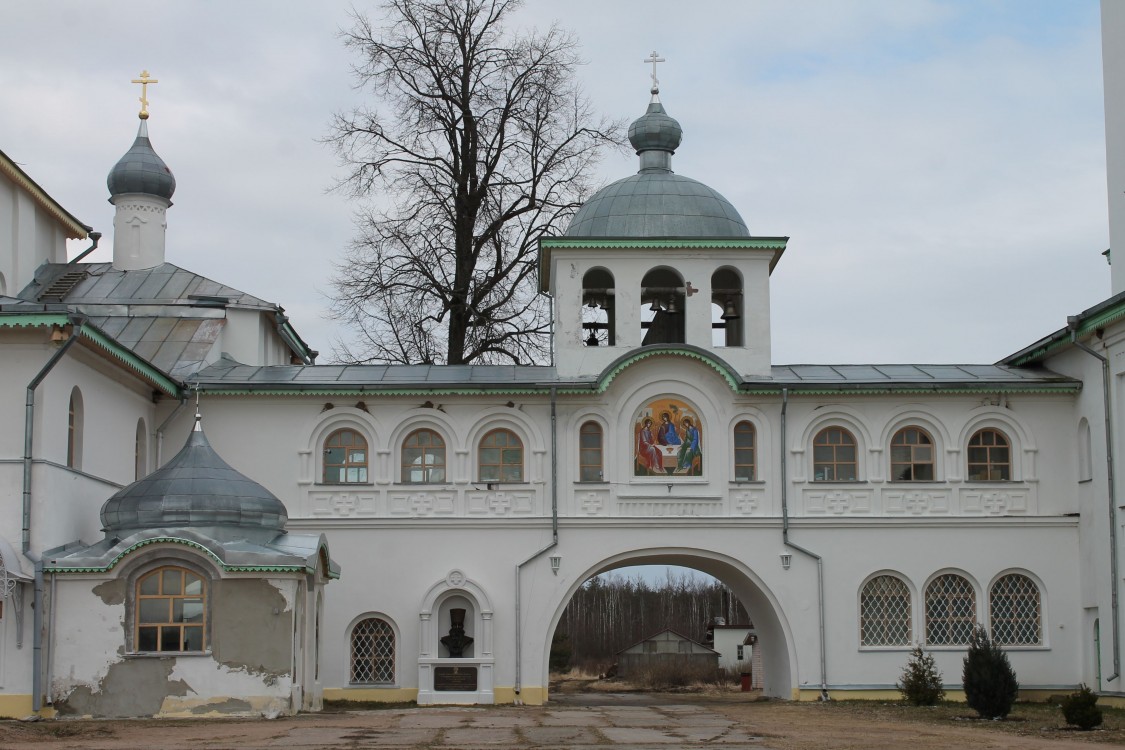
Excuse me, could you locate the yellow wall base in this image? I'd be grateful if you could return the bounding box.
[322,687,419,703]
[495,686,547,705]
[795,688,1099,704]
[0,695,56,719]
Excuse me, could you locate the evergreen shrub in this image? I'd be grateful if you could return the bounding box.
[962,624,1019,719]
[897,646,944,705]
[1060,685,1103,730]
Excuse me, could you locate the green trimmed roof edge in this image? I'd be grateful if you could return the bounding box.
[539,237,789,249]
[44,535,340,579]
[0,313,181,397]
[1007,301,1125,366]
[590,346,742,394]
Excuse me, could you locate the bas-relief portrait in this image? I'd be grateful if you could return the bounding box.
[634,398,703,476]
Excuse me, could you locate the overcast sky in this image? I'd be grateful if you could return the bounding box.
[1,0,1110,365]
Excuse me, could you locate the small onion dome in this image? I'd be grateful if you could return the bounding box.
[566,98,748,238]
[627,101,683,154]
[100,417,287,537]
[107,120,176,201]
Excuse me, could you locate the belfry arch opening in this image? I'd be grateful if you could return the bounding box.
[640,267,685,346]
[582,268,615,346]
[545,551,793,699]
[711,267,743,347]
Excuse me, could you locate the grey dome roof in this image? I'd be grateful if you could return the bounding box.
[101,418,287,537]
[107,120,176,201]
[566,98,748,238]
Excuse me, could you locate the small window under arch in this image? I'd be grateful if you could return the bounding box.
[967,428,1011,481]
[479,428,523,483]
[860,575,912,647]
[733,421,756,481]
[813,427,857,481]
[925,573,976,646]
[67,387,83,470]
[582,268,615,347]
[711,267,743,347]
[890,427,934,481]
[323,428,369,484]
[640,267,685,346]
[135,566,206,653]
[402,428,446,483]
[579,421,603,482]
[990,573,1041,646]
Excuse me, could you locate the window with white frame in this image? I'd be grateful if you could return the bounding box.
[925,573,976,645]
[350,617,395,684]
[990,573,1041,646]
[860,575,912,646]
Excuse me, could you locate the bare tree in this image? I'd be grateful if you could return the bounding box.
[328,0,624,365]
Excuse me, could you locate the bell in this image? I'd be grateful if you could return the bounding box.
[721,298,740,320]
[665,297,678,314]
[648,299,662,313]
[585,331,599,347]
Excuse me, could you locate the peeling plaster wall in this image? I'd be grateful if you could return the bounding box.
[49,574,299,718]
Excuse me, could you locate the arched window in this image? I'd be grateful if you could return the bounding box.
[967,429,1011,481]
[350,617,395,684]
[582,268,615,347]
[890,427,934,481]
[733,421,756,481]
[135,566,206,652]
[640,267,685,346]
[925,573,976,645]
[1078,418,1093,482]
[813,427,857,481]
[579,421,603,482]
[479,428,523,483]
[860,575,912,646]
[402,429,446,483]
[990,574,1041,646]
[135,418,148,481]
[67,387,83,470]
[711,267,743,347]
[323,428,369,484]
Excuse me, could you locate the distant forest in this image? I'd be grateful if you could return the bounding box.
[553,570,752,669]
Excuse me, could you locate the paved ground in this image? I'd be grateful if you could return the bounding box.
[3,693,1123,749]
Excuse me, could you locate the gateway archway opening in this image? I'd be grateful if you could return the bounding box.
[545,551,793,699]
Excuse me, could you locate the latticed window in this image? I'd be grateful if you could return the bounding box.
[136,566,205,652]
[967,429,1011,481]
[402,429,446,483]
[925,574,976,645]
[990,574,1041,645]
[579,422,603,482]
[890,427,934,481]
[351,617,395,684]
[860,575,912,646]
[479,429,523,483]
[734,421,756,481]
[323,429,368,483]
[813,427,857,481]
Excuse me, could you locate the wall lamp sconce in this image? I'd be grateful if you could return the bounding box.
[549,556,562,575]
[779,553,792,570]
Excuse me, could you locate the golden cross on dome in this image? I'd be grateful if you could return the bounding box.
[644,51,665,95]
[131,70,158,120]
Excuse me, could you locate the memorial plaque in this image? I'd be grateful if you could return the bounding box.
[434,665,478,691]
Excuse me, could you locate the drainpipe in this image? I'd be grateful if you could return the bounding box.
[1069,321,1120,683]
[779,388,829,700]
[24,317,84,712]
[514,387,559,702]
[66,231,101,265]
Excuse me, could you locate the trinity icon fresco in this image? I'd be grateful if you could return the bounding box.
[634,398,703,476]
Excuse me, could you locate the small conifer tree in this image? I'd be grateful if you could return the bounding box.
[1060,685,1103,730]
[962,624,1019,718]
[898,646,945,705]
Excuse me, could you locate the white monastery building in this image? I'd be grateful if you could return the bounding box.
[2,10,1125,715]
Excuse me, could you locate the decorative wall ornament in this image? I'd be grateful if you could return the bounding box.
[733,490,760,515]
[634,398,703,477]
[580,491,606,515]
[804,489,873,514]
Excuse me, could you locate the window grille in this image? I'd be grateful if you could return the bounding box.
[135,566,206,652]
[860,575,912,646]
[925,573,976,645]
[351,617,395,684]
[990,574,1041,645]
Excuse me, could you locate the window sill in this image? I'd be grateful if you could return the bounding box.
[809,480,868,484]
[730,479,764,485]
[127,650,211,658]
[575,480,609,485]
[316,482,375,487]
[347,682,399,688]
[858,645,914,652]
[885,480,944,485]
